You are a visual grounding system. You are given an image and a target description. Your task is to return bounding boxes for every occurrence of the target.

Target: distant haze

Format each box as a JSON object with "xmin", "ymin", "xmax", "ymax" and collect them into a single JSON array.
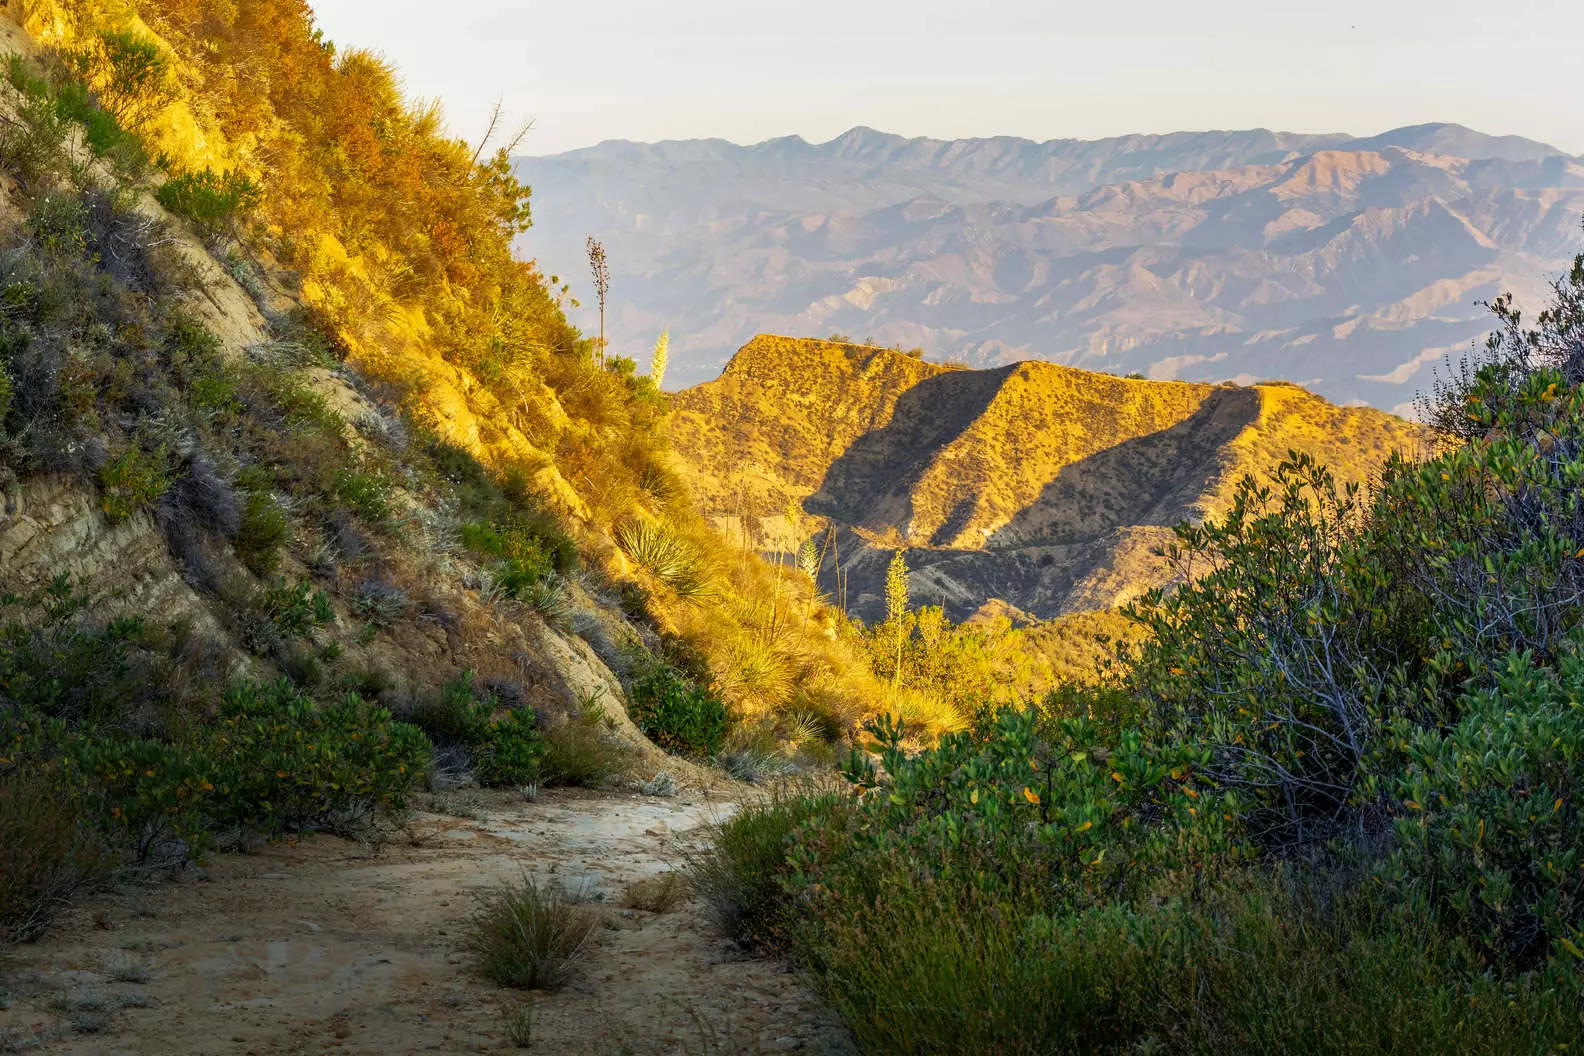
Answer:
[
  {"xmin": 515, "ymin": 125, "xmax": 1584, "ymax": 414},
  {"xmin": 309, "ymin": 0, "xmax": 1584, "ymax": 157}
]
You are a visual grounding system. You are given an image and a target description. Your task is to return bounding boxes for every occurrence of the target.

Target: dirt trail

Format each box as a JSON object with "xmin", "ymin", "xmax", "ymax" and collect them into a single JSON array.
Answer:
[{"xmin": 0, "ymin": 789, "xmax": 854, "ymax": 1055}]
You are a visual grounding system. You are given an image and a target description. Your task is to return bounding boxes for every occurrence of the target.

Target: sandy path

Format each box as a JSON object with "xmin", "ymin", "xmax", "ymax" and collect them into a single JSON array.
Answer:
[{"xmin": 0, "ymin": 789, "xmax": 854, "ymax": 1055}]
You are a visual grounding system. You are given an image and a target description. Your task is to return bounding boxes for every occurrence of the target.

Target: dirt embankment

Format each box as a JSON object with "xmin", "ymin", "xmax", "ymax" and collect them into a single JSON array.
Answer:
[{"xmin": 0, "ymin": 789, "xmax": 853, "ymax": 1055}]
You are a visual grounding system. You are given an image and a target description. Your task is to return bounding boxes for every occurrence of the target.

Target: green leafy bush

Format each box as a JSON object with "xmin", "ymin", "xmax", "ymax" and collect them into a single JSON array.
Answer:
[
  {"xmin": 822, "ymin": 710, "xmax": 1243, "ymax": 913},
  {"xmin": 155, "ymin": 169, "xmax": 262, "ymax": 237},
  {"xmin": 0, "ymin": 576, "xmax": 144, "ymax": 725},
  {"xmin": 65, "ymin": 681, "xmax": 429, "ymax": 855},
  {"xmin": 98, "ymin": 443, "xmax": 176, "ymax": 524},
  {"xmin": 474, "ymin": 708, "xmax": 546, "ymax": 787},
  {"xmin": 197, "ymin": 681, "xmax": 429, "ymax": 837},
  {"xmin": 463, "ymin": 521, "xmax": 553, "ymax": 595},
  {"xmin": 261, "ymin": 578, "xmax": 334, "ymax": 639},
  {"xmin": 1387, "ymin": 644, "xmax": 1584, "ymax": 968},
  {"xmin": 406, "ymin": 672, "xmax": 494, "ymax": 746},
  {"xmin": 629, "ymin": 665, "xmax": 728, "ymax": 757},
  {"xmin": 407, "ymin": 673, "xmax": 545, "ymax": 787},
  {"xmin": 234, "ymin": 491, "xmax": 288, "ymax": 574}
]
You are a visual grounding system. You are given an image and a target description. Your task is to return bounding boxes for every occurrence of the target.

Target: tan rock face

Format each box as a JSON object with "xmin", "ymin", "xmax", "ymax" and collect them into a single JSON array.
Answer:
[
  {"xmin": 671, "ymin": 337, "xmax": 1425, "ymax": 621},
  {"xmin": 0, "ymin": 476, "xmax": 227, "ymax": 638}
]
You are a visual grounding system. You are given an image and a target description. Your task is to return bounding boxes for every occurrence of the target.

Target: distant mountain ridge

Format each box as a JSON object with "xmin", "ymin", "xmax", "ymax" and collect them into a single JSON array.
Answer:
[
  {"xmin": 514, "ymin": 123, "xmax": 1584, "ymax": 412},
  {"xmin": 669, "ymin": 336, "xmax": 1423, "ymax": 622}
]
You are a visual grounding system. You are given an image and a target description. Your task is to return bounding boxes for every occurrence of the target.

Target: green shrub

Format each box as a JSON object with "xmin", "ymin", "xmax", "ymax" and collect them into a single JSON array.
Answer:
[
  {"xmin": 67, "ymin": 29, "xmax": 179, "ymax": 134},
  {"xmin": 196, "ymin": 681, "xmax": 429, "ymax": 837},
  {"xmin": 796, "ymin": 861, "xmax": 1572, "ymax": 1056},
  {"xmin": 0, "ymin": 576, "xmax": 144, "ymax": 725},
  {"xmin": 4, "ymin": 53, "xmax": 145, "ymax": 173},
  {"xmin": 406, "ymin": 672, "xmax": 494, "ymax": 746},
  {"xmin": 463, "ymin": 521, "xmax": 553, "ymax": 595},
  {"xmin": 407, "ymin": 673, "xmax": 545, "ymax": 787},
  {"xmin": 261, "ymin": 578, "xmax": 333, "ymax": 639},
  {"xmin": 466, "ymin": 874, "xmax": 598, "ymax": 990},
  {"xmin": 629, "ymin": 665, "xmax": 728, "ymax": 757},
  {"xmin": 155, "ymin": 169, "xmax": 262, "ymax": 238},
  {"xmin": 1386, "ymin": 643, "xmax": 1584, "ymax": 968},
  {"xmin": 98, "ymin": 443, "xmax": 175, "ymax": 524},
  {"xmin": 0, "ymin": 769, "xmax": 107, "ymax": 946},
  {"xmin": 541, "ymin": 707, "xmax": 628, "ymax": 787},
  {"xmin": 474, "ymin": 708, "xmax": 545, "ymax": 787},
  {"xmin": 49, "ymin": 77, "xmax": 143, "ymax": 165},
  {"xmin": 26, "ymin": 194, "xmax": 90, "ymax": 256},
  {"xmin": 332, "ymin": 467, "xmax": 393, "ymax": 526},
  {"xmin": 686, "ymin": 791, "xmax": 843, "ymax": 948},
  {"xmin": 0, "ymin": 364, "xmax": 13, "ymax": 429},
  {"xmin": 68, "ymin": 681, "xmax": 429, "ymax": 855},
  {"xmin": 234, "ymin": 491, "xmax": 288, "ymax": 574}
]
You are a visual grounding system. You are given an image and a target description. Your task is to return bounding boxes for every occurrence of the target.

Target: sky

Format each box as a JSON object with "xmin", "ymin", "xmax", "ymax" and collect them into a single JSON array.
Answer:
[{"xmin": 310, "ymin": 0, "xmax": 1584, "ymax": 157}]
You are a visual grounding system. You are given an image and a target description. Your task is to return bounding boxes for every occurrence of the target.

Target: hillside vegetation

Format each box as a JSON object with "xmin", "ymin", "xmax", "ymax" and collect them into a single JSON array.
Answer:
[
  {"xmin": 0, "ymin": 0, "xmax": 907, "ymax": 956},
  {"xmin": 671, "ymin": 335, "xmax": 1423, "ymax": 620},
  {"xmin": 695, "ymin": 247, "xmax": 1584, "ymax": 1053}
]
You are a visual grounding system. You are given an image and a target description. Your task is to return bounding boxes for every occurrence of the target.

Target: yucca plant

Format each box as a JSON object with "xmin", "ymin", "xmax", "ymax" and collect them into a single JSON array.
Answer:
[{"xmin": 615, "ymin": 517, "xmax": 713, "ymax": 600}]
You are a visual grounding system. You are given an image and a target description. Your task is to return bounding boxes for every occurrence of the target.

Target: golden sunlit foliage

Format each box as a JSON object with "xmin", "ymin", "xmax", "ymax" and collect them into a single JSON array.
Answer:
[{"xmin": 6, "ymin": 0, "xmax": 915, "ymax": 735}]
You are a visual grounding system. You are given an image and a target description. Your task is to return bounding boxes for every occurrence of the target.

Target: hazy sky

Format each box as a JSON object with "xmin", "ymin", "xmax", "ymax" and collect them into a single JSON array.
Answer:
[{"xmin": 310, "ymin": 0, "xmax": 1584, "ymax": 156}]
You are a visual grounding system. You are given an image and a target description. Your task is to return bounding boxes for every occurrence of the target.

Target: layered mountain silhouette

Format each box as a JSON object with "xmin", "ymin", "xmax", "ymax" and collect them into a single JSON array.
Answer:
[
  {"xmin": 515, "ymin": 124, "xmax": 1584, "ymax": 413},
  {"xmin": 669, "ymin": 336, "xmax": 1423, "ymax": 622}
]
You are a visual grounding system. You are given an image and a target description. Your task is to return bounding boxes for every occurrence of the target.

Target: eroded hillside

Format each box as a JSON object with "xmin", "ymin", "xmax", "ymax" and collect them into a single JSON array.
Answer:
[{"xmin": 671, "ymin": 335, "xmax": 1424, "ymax": 620}]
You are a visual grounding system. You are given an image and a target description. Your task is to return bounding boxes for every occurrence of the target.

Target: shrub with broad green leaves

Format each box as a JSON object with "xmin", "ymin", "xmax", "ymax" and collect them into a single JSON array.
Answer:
[
  {"xmin": 406, "ymin": 672, "xmax": 545, "ymax": 787},
  {"xmin": 629, "ymin": 664, "xmax": 728, "ymax": 757},
  {"xmin": 1386, "ymin": 643, "xmax": 1584, "ymax": 968}
]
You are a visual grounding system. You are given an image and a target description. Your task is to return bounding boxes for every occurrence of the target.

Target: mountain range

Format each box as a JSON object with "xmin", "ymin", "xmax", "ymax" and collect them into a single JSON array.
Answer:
[
  {"xmin": 669, "ymin": 336, "xmax": 1423, "ymax": 623},
  {"xmin": 515, "ymin": 124, "xmax": 1584, "ymax": 414}
]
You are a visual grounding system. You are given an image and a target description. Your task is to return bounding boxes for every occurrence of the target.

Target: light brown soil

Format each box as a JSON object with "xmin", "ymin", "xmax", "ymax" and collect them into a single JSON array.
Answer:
[{"xmin": 0, "ymin": 789, "xmax": 854, "ymax": 1055}]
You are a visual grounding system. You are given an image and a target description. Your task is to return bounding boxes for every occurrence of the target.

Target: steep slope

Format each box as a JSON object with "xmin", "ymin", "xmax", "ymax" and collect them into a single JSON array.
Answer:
[
  {"xmin": 0, "ymin": 0, "xmax": 894, "ymax": 739},
  {"xmin": 515, "ymin": 127, "xmax": 1584, "ymax": 408},
  {"xmin": 670, "ymin": 337, "xmax": 1422, "ymax": 621}
]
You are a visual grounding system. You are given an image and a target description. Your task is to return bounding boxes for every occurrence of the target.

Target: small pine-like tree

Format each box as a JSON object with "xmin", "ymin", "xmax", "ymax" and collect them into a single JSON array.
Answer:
[{"xmin": 650, "ymin": 329, "xmax": 669, "ymax": 389}]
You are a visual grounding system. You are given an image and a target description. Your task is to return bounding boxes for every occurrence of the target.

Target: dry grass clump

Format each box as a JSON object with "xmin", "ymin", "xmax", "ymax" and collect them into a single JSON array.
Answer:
[
  {"xmin": 501, "ymin": 1002, "xmax": 535, "ymax": 1048},
  {"xmin": 0, "ymin": 771, "xmax": 107, "ymax": 947},
  {"xmin": 540, "ymin": 707, "xmax": 631, "ymax": 788},
  {"xmin": 620, "ymin": 871, "xmax": 689, "ymax": 914},
  {"xmin": 466, "ymin": 875, "xmax": 599, "ymax": 990}
]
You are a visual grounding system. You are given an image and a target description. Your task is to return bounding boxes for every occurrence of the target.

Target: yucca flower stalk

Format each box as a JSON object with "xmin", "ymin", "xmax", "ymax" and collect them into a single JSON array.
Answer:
[{"xmin": 650, "ymin": 329, "xmax": 670, "ymax": 389}]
